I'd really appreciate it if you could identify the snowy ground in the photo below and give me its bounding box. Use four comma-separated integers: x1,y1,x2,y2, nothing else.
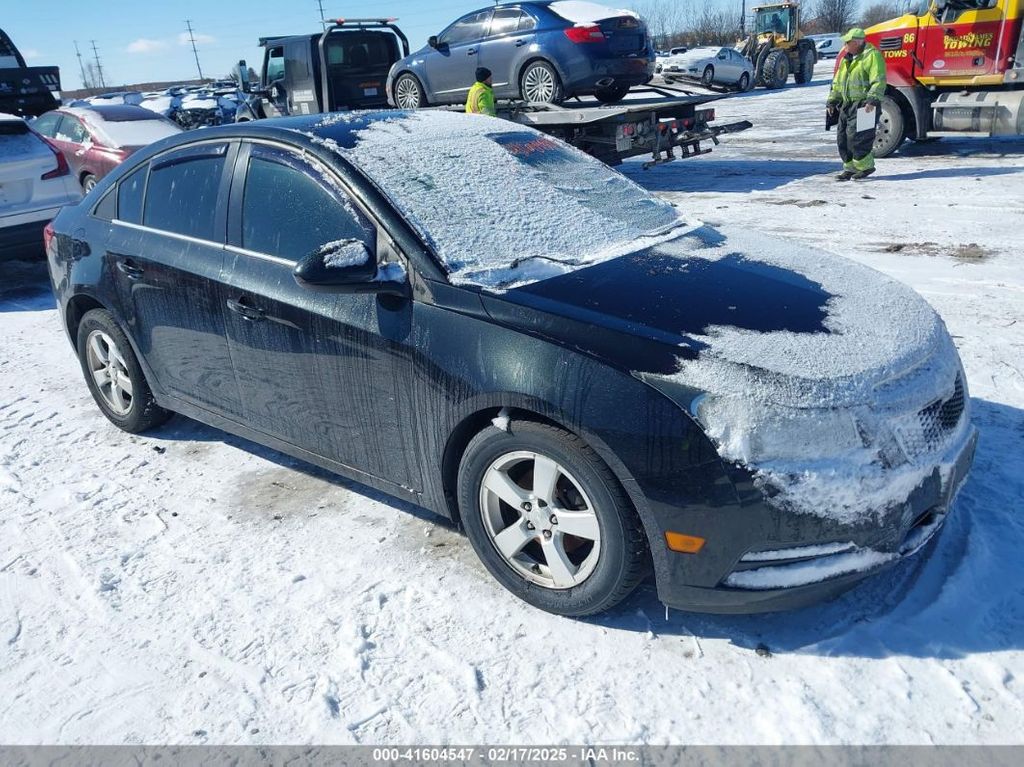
2,63,1023,745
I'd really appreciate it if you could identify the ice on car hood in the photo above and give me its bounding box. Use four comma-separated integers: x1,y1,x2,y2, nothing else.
307,110,690,289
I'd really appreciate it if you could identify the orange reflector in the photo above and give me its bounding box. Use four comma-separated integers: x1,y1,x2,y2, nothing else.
665,532,705,554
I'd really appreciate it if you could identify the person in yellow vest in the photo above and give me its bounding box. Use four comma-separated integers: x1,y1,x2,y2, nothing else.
827,28,887,181
465,67,497,117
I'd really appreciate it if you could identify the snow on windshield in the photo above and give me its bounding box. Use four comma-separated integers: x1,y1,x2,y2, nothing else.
311,111,685,289
549,1,637,23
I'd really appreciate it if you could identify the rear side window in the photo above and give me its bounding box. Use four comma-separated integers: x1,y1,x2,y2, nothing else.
488,8,522,37
117,165,147,224
55,116,89,144
31,112,62,138
93,187,117,220
143,144,227,241
241,145,374,262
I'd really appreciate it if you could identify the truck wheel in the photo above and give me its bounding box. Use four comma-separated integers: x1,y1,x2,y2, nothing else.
458,420,649,616
521,61,564,104
761,49,790,89
594,83,630,104
794,47,816,84
874,95,907,158
394,73,427,109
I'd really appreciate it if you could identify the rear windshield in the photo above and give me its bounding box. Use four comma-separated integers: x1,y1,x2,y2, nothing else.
324,32,398,68
329,112,683,289
0,119,49,159
89,117,180,148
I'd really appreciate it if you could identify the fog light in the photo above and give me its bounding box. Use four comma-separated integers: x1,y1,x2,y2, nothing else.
665,532,706,553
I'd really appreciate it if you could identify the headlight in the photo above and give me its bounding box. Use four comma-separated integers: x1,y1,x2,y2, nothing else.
693,394,864,464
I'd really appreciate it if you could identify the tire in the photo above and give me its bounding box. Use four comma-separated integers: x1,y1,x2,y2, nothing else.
594,83,629,104
81,174,98,194
737,71,751,92
761,49,790,89
76,309,171,434
874,94,907,158
794,47,816,84
520,60,564,104
701,65,715,88
458,419,649,616
393,73,427,109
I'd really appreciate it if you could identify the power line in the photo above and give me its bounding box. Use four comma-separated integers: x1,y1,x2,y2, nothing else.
89,40,106,89
184,19,205,81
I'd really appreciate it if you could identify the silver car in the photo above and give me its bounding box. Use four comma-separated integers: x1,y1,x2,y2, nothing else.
663,46,753,91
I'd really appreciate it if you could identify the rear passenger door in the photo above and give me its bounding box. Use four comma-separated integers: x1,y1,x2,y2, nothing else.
478,6,539,99
221,141,420,486
106,141,244,416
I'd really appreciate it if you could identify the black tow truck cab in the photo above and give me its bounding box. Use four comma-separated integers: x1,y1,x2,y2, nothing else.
0,28,61,117
238,18,409,118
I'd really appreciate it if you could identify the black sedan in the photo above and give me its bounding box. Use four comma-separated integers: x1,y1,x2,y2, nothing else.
44,111,977,616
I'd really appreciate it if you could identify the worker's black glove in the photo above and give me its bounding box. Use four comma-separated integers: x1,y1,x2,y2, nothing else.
826,103,839,116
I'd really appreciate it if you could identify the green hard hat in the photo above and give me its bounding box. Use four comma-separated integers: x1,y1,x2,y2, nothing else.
842,28,867,42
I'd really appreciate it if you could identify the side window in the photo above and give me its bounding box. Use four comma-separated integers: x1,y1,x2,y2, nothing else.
93,187,117,220
143,144,228,241
241,145,375,262
32,112,62,138
56,116,89,144
489,8,522,37
518,12,537,32
265,46,285,82
439,11,492,45
117,164,147,224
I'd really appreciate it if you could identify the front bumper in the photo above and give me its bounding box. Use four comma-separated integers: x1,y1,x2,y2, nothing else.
654,425,978,614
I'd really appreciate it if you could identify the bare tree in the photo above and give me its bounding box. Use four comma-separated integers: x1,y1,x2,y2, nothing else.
860,1,920,26
805,0,859,34
687,1,741,46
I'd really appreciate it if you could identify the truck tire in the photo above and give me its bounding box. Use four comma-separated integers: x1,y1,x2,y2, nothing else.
761,49,790,89
394,73,427,109
874,94,907,158
594,83,630,104
794,47,816,84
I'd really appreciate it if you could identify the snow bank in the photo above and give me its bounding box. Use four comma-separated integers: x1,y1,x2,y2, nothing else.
649,225,972,523
308,111,686,289
549,1,637,23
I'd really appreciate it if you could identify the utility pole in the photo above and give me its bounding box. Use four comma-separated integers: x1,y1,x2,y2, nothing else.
89,40,106,89
741,0,747,37
317,0,327,30
73,41,90,91
184,20,205,81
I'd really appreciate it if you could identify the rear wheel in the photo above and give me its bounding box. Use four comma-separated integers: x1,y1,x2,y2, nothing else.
874,94,907,158
458,420,649,616
81,174,98,194
77,309,171,433
594,83,630,104
520,61,563,104
701,65,715,87
761,49,790,89
394,73,427,109
794,47,816,84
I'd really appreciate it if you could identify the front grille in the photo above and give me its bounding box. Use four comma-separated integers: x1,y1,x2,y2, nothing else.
879,36,903,51
897,374,966,459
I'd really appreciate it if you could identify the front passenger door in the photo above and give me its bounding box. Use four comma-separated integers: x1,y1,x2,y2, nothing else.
221,142,421,486
426,10,493,103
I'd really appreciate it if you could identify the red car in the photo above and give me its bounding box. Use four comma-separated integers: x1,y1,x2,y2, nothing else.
30,104,182,193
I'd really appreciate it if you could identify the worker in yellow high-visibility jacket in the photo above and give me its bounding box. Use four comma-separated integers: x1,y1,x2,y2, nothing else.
827,28,887,181
466,67,497,117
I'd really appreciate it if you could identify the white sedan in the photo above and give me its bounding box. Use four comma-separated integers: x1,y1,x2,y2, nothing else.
0,113,80,260
662,46,754,91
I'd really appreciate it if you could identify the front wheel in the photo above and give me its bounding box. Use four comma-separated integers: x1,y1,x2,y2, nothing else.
701,65,715,87
458,420,649,616
77,309,171,433
520,61,564,104
594,83,630,104
737,72,751,92
874,95,907,158
393,73,427,109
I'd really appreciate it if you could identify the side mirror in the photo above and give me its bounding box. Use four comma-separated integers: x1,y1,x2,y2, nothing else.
293,240,408,297
428,35,439,48
237,60,250,94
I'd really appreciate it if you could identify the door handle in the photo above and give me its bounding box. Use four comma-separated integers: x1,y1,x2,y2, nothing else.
226,297,266,321
514,39,527,47
115,258,144,279
467,48,477,55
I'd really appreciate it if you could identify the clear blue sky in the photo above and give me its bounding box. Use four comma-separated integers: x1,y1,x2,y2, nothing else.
4,0,501,89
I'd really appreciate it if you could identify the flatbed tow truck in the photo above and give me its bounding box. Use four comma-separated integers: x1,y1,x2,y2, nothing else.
236,18,751,168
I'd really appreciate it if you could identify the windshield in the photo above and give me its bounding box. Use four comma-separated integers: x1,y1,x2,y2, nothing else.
326,112,683,289
754,7,794,36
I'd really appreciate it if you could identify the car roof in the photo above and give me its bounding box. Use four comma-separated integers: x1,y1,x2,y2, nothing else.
63,104,162,122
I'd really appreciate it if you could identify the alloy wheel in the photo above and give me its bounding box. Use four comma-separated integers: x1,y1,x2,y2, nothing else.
522,65,556,103
479,450,601,589
395,76,422,109
85,330,134,416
